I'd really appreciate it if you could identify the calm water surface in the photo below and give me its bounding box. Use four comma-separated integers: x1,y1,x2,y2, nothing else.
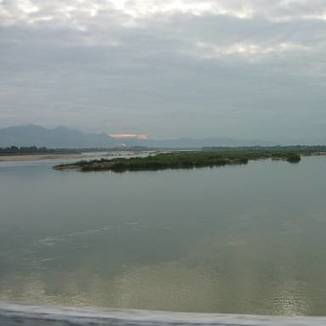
1,156,326,315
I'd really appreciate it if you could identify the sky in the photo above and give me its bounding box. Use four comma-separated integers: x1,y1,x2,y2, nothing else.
0,0,326,142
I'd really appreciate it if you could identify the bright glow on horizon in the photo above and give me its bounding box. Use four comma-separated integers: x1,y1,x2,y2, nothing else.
110,134,149,140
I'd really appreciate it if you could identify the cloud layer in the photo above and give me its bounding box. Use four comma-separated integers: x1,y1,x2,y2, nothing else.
0,0,326,141
1,0,326,24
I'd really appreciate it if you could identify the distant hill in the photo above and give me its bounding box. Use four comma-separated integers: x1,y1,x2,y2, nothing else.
121,137,275,148
0,125,117,148
0,125,276,149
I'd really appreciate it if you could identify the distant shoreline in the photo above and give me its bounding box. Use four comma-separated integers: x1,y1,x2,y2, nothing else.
0,146,158,162
0,149,157,162
0,153,86,162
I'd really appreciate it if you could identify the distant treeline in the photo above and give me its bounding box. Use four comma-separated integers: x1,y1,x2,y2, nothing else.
0,146,81,155
0,145,154,156
202,145,326,152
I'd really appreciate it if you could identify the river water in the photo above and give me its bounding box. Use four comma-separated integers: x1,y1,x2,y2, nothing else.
0,155,326,316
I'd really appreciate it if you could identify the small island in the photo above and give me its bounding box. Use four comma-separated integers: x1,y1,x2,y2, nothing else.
53,146,326,172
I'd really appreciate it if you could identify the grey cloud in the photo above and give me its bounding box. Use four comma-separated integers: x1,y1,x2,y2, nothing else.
0,0,326,142
1,0,326,24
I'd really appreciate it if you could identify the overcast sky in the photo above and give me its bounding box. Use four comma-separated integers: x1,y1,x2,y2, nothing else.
0,0,326,141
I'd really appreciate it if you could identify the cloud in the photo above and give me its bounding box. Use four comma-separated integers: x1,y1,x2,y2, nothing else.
1,0,325,68
194,40,310,59
0,0,326,141
1,0,325,59
1,0,326,27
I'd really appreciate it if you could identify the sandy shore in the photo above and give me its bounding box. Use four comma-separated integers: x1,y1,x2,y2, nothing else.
1,303,326,326
0,153,94,162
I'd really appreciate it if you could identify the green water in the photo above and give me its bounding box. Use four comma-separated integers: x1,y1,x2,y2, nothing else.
0,156,326,315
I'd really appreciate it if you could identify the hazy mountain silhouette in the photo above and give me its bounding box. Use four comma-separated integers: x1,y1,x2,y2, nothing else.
0,125,117,148
126,137,275,148
0,125,275,148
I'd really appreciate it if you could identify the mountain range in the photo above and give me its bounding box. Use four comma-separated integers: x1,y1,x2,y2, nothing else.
0,125,276,148
0,125,116,148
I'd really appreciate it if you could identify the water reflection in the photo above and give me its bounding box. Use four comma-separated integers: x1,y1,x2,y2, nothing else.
0,157,326,315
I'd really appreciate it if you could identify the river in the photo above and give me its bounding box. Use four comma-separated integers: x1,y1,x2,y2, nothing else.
0,155,326,316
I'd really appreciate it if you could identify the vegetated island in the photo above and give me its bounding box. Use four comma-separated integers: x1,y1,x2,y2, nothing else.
53,146,326,172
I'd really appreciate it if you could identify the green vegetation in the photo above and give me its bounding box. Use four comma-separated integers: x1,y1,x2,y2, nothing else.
285,153,302,163
54,146,326,172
